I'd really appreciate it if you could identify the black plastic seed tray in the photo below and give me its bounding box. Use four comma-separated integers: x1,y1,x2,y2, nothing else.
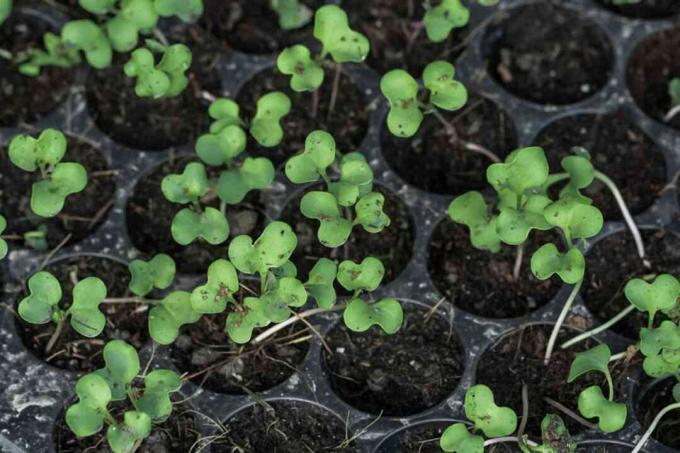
2,0,680,451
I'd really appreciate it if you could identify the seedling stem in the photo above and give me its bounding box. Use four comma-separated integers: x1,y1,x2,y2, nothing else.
253,304,346,344
561,304,636,349
328,62,342,116
632,402,680,453
544,280,583,365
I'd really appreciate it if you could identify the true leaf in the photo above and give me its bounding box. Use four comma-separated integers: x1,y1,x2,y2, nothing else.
567,344,612,383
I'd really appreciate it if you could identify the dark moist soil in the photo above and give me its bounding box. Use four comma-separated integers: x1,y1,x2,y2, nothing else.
85,26,222,151
535,111,666,221
201,0,323,54
628,27,680,131
635,376,680,449
428,222,561,319
54,401,201,452
0,12,73,127
279,184,414,287
0,137,115,248
375,422,469,453
475,324,631,437
323,306,465,416
482,2,613,105
344,0,472,74
15,255,146,373
213,400,358,452
596,0,680,19
235,67,369,168
169,309,310,394
125,157,267,275
380,94,516,195
583,229,680,340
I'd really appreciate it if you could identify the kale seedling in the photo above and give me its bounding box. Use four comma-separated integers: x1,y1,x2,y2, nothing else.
284,130,390,247
18,271,108,352
276,4,369,115
65,339,183,453
163,93,290,245
664,77,680,122
270,0,312,30
124,42,192,98
380,60,500,163
8,129,88,218
423,0,499,43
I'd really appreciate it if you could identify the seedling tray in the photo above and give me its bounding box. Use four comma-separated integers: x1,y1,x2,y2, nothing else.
2,0,680,451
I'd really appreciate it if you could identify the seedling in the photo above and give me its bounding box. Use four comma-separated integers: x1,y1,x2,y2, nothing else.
0,0,11,26
276,5,369,115
380,60,501,164
567,344,627,433
284,130,390,247
18,271,107,352
8,129,88,218
664,77,680,122
271,0,312,30
65,339,182,453
16,0,204,98
424,0,499,43
0,215,8,259
124,43,191,98
128,254,176,297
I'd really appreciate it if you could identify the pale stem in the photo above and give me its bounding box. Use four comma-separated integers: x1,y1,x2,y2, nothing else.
45,318,65,354
431,109,502,163
513,243,525,281
517,384,529,438
483,437,538,448
664,105,680,123
328,62,342,116
253,305,345,344
594,171,645,260
102,297,160,305
544,280,583,365
311,89,319,119
152,28,170,47
561,304,636,349
631,402,680,453
610,351,629,362
543,396,599,431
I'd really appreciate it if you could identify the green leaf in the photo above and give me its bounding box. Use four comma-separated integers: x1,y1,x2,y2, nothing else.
18,271,62,325
228,221,298,275
354,192,390,233
8,129,67,172
673,383,680,402
329,152,374,207
300,191,353,247
208,98,242,134
153,0,203,22
531,244,585,284
577,386,627,433
260,277,307,322
0,0,11,25
66,374,112,437
156,43,192,97
31,162,88,218
380,69,423,138
639,321,680,378
543,198,603,241
539,414,576,453
0,215,7,259
170,207,229,246
487,147,549,195
464,384,518,438
69,277,107,338
495,194,552,245
440,423,483,453
216,157,275,204
624,274,680,321
226,297,271,343
118,0,158,30
149,291,201,345
124,48,169,96
448,191,501,253
195,125,247,167
250,91,291,147
561,155,595,191
285,130,336,184
669,77,680,107
161,162,210,204
107,411,151,453
313,5,369,63
567,344,612,383
106,15,141,52
424,0,470,43
422,61,468,111
277,44,324,92
136,369,182,420
61,20,113,69
191,259,239,314
343,297,403,334
79,0,115,14
337,257,384,292
128,254,176,297
305,258,337,309
94,340,140,401
271,0,312,30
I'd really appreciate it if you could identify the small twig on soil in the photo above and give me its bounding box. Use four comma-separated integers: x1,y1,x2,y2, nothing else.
423,297,446,322
543,396,598,431
293,309,332,355
87,199,115,229
664,105,680,123
40,233,72,270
